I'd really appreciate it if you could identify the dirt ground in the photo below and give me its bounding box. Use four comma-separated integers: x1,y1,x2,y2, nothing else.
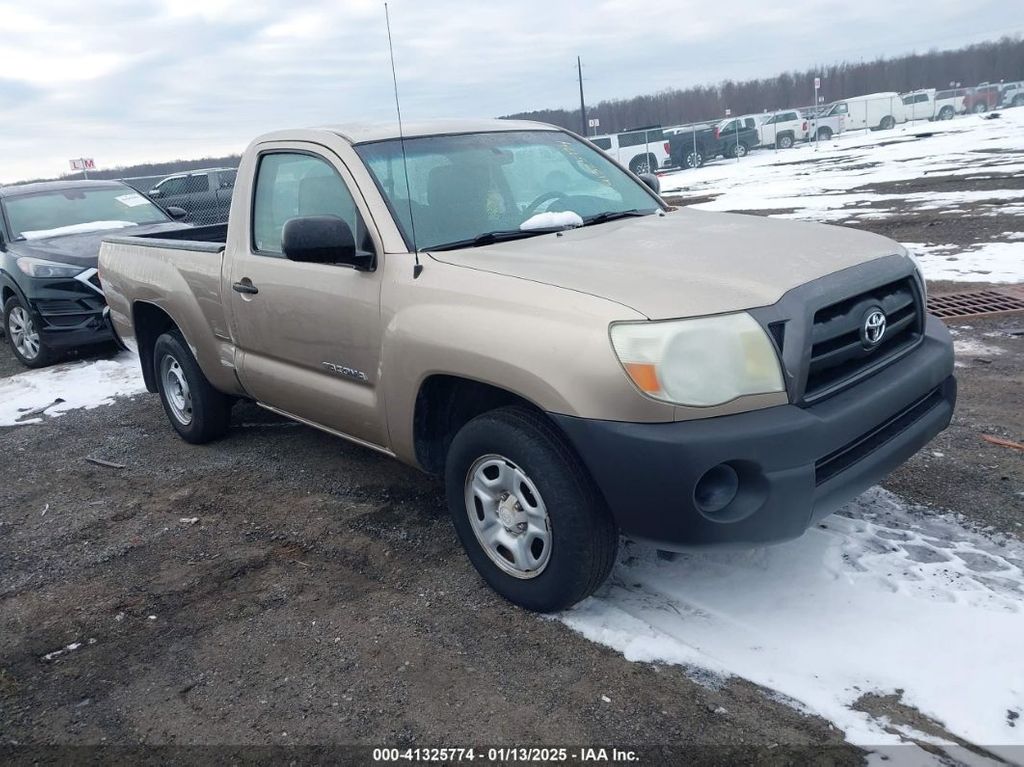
0,350,859,757
1,210,1022,760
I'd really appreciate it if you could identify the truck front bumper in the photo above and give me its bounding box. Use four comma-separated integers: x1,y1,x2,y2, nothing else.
551,317,955,548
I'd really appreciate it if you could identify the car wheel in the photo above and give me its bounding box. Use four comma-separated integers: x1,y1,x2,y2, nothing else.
684,149,704,169
973,102,988,113
153,329,231,444
938,106,954,120
629,154,654,175
1013,95,1024,107
778,133,794,149
445,405,618,612
817,127,833,141
734,142,749,158
4,297,54,368
879,115,896,130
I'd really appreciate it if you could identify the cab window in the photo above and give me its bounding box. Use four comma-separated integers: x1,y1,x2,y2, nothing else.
251,152,371,257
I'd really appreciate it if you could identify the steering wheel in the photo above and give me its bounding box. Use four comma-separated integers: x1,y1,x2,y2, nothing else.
523,190,568,217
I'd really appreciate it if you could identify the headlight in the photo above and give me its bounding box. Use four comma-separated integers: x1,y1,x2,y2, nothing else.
16,257,84,278
610,313,785,407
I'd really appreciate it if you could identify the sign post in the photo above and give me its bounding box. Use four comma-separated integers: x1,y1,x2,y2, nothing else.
813,77,821,151
70,158,96,180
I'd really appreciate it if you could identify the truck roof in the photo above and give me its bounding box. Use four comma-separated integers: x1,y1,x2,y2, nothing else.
255,118,559,146
0,179,129,199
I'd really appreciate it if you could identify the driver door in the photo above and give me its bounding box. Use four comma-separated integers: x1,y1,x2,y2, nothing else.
226,145,388,449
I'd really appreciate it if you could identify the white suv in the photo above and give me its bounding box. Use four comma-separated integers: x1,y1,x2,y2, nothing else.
757,111,809,148
590,128,670,175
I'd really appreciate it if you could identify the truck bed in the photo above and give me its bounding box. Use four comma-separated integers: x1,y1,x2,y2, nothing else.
104,222,227,253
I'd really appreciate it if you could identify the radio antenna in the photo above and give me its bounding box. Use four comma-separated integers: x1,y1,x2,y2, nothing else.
385,2,422,278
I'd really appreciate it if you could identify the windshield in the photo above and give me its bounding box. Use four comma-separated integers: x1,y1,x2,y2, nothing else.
4,186,169,240
354,130,661,251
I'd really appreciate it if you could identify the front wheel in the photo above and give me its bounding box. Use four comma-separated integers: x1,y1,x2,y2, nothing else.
684,149,704,168
445,406,618,612
879,115,896,130
777,133,794,149
972,102,988,113
733,142,749,158
4,297,54,368
817,126,833,141
628,154,655,175
938,106,954,120
153,329,231,443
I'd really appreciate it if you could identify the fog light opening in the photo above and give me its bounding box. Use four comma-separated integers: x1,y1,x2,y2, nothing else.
694,463,740,515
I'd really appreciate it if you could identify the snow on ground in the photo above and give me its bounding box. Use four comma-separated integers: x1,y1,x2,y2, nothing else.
659,111,1024,283
560,488,1024,758
0,353,146,426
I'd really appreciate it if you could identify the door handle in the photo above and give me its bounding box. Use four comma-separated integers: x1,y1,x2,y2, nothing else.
232,279,258,295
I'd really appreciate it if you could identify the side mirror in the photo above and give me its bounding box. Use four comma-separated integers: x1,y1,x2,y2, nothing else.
166,206,188,220
149,188,163,198
639,173,660,195
282,215,372,269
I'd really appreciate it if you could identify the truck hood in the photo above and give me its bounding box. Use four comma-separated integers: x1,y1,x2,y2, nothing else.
427,209,906,319
5,222,190,269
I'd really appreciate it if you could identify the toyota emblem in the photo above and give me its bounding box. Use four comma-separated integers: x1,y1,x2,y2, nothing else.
863,309,887,347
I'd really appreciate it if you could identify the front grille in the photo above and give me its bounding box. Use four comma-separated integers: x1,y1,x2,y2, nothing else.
804,277,922,401
87,272,102,291
814,385,945,485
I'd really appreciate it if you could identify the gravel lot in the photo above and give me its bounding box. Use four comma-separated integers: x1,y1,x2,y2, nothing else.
2,129,1022,758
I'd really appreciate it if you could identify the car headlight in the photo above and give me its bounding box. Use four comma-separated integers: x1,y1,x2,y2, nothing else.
16,257,85,278
610,313,785,407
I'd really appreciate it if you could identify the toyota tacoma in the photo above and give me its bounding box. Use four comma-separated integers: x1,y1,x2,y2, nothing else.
97,119,956,612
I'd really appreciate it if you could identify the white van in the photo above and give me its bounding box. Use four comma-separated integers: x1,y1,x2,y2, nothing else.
590,127,670,174
819,92,907,131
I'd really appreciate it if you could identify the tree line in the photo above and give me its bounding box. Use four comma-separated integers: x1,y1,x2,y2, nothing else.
503,36,1024,134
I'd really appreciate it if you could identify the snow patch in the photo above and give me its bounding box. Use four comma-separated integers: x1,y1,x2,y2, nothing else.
0,353,147,426
21,220,137,239
559,487,1024,757
519,211,583,231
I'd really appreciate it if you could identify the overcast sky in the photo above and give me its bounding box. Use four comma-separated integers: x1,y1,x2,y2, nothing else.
0,0,1018,182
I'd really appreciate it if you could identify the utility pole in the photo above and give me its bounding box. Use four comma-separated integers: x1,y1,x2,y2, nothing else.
577,56,587,136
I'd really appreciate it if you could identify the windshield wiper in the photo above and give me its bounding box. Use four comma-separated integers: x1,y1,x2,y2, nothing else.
428,226,567,252
581,209,652,226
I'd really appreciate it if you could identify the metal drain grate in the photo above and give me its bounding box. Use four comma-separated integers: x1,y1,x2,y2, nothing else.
928,287,1024,320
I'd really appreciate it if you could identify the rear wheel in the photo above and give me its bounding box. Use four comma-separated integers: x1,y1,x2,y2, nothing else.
938,105,954,120
972,102,988,113
445,406,618,612
153,329,231,443
777,133,794,149
1013,95,1024,107
684,148,704,169
4,297,54,368
628,154,656,175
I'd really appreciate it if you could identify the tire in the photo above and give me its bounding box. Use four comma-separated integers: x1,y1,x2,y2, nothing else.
817,127,833,141
444,405,618,612
777,133,794,149
4,296,54,368
879,115,896,130
628,154,655,175
972,102,988,114
153,329,231,444
1013,95,1024,108
684,149,704,169
938,106,954,120
733,142,749,158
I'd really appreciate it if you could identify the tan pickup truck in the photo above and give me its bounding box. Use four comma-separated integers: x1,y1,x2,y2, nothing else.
98,119,956,612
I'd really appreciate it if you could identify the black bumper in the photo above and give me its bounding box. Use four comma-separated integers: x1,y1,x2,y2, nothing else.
25,281,111,349
551,316,956,548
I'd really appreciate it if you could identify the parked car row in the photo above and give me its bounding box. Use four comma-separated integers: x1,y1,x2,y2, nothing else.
591,79,1023,171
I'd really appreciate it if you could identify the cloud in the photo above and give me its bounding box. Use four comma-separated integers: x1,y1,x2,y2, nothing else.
0,0,1014,182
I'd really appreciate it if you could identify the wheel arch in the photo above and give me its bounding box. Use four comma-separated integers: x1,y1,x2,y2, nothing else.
412,374,555,475
133,301,180,393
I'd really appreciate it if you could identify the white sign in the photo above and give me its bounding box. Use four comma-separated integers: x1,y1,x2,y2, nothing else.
814,77,821,89
588,118,600,128
725,108,731,116
70,158,96,171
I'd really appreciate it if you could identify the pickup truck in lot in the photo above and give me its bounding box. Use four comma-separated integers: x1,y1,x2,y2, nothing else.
667,116,760,168
99,119,956,612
